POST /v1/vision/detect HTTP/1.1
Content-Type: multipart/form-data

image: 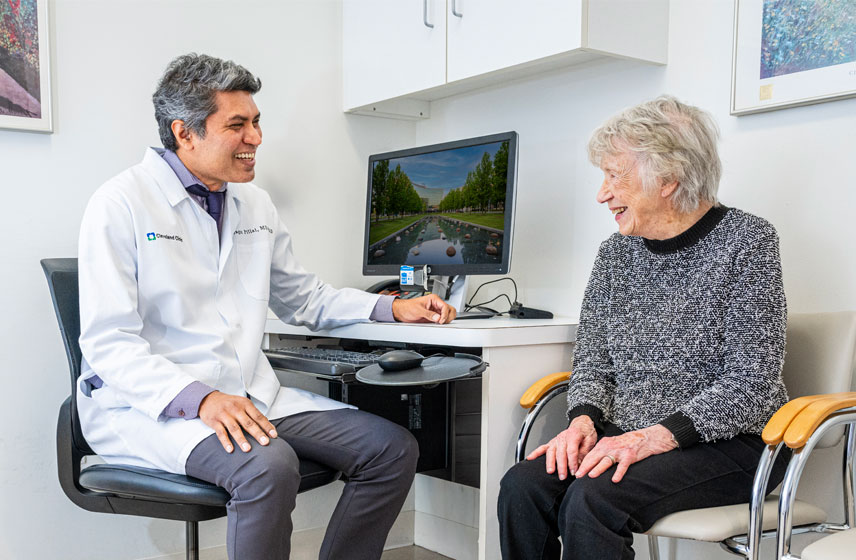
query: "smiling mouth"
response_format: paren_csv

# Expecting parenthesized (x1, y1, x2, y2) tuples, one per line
(235, 152, 255, 161)
(612, 207, 627, 216)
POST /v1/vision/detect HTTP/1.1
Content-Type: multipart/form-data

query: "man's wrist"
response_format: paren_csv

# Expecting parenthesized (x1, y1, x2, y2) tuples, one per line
(371, 295, 397, 322)
(162, 382, 216, 419)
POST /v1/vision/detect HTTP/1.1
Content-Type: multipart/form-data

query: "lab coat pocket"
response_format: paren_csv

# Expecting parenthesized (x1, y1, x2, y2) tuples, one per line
(179, 361, 223, 387)
(236, 240, 272, 301)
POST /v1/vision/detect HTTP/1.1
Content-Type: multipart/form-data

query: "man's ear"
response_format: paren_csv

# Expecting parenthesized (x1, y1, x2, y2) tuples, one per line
(660, 180, 679, 199)
(170, 120, 193, 150)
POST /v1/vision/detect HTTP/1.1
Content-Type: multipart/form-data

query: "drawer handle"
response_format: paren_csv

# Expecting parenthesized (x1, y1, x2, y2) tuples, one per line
(423, 0, 434, 28)
(452, 0, 462, 17)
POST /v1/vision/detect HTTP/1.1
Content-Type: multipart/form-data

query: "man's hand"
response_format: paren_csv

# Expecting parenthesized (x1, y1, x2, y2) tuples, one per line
(527, 415, 598, 480)
(198, 391, 278, 453)
(575, 424, 678, 483)
(392, 294, 457, 324)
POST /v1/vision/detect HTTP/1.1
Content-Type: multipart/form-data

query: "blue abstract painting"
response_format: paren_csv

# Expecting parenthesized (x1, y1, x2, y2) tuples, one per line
(761, 0, 856, 79)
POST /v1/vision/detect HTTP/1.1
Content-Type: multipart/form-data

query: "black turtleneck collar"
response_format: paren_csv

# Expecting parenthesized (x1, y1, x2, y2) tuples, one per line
(643, 204, 729, 254)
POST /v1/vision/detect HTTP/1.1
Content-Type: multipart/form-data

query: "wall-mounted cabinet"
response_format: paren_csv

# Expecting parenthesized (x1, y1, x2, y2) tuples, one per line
(343, 0, 670, 120)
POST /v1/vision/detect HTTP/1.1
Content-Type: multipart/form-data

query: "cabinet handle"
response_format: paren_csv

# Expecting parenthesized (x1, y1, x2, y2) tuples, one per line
(452, 0, 462, 17)
(423, 0, 434, 28)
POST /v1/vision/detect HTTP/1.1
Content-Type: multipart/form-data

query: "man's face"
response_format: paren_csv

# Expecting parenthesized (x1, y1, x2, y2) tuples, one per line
(177, 90, 262, 191)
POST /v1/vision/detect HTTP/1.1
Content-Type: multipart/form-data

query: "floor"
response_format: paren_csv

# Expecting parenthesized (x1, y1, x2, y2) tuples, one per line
(381, 545, 453, 560)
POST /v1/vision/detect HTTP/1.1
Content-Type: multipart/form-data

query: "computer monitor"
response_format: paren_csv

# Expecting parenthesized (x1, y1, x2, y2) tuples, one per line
(362, 132, 517, 303)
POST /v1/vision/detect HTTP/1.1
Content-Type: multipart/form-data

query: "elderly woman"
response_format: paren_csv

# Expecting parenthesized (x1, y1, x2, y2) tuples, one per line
(497, 96, 789, 559)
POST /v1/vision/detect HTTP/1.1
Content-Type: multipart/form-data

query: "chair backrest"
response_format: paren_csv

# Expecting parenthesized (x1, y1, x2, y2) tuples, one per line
(41, 258, 94, 455)
(782, 311, 856, 448)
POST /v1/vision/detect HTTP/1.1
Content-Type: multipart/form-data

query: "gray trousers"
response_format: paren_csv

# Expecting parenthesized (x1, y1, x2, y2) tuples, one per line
(185, 408, 419, 560)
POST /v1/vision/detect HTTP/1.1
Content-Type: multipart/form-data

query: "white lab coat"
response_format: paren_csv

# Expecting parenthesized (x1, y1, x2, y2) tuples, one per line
(77, 148, 380, 474)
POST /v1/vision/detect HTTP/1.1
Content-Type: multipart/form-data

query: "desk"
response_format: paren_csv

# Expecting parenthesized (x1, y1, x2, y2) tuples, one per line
(265, 316, 577, 560)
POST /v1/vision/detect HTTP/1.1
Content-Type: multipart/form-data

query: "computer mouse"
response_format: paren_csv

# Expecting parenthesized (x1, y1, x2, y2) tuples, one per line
(378, 349, 424, 372)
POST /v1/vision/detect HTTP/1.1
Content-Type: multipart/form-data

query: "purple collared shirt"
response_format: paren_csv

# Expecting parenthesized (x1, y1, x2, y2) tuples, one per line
(143, 150, 395, 419)
(159, 148, 226, 236)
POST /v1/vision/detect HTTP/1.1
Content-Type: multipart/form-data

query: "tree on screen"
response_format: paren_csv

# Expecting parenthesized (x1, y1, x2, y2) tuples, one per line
(371, 160, 389, 222)
(492, 140, 509, 210)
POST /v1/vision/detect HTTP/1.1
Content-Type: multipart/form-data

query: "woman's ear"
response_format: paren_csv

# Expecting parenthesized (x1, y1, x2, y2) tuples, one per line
(660, 180, 679, 199)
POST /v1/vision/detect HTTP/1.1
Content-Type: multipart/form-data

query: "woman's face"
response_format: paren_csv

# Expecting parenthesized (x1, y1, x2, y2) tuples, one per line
(596, 152, 671, 238)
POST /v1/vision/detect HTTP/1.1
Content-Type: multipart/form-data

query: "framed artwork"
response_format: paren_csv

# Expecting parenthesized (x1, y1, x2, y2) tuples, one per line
(731, 0, 856, 116)
(0, 0, 51, 132)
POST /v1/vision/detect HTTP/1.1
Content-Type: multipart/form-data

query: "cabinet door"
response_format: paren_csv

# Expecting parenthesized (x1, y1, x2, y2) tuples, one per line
(446, 0, 583, 83)
(343, 0, 447, 111)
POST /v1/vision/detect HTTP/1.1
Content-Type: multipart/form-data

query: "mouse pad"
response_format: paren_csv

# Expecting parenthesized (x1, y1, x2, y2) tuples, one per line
(356, 354, 486, 386)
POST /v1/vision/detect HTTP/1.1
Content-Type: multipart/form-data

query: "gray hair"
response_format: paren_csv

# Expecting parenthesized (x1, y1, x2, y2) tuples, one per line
(587, 95, 721, 214)
(153, 53, 262, 151)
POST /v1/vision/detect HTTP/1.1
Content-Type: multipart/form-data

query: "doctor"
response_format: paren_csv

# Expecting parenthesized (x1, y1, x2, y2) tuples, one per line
(77, 53, 455, 560)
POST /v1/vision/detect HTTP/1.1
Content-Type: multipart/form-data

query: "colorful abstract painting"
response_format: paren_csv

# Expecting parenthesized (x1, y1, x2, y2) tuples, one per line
(0, 0, 41, 118)
(761, 0, 856, 79)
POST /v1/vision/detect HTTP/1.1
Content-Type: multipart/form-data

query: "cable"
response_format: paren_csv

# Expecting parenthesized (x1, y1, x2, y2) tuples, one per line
(466, 293, 513, 314)
(465, 277, 518, 312)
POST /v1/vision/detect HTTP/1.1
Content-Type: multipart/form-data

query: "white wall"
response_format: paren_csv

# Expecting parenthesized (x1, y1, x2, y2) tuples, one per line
(4, 0, 855, 558)
(408, 0, 856, 558)
(0, 1, 413, 558)
(413, 0, 856, 321)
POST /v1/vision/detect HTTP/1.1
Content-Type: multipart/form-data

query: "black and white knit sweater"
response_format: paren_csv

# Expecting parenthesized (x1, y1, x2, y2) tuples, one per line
(567, 206, 788, 448)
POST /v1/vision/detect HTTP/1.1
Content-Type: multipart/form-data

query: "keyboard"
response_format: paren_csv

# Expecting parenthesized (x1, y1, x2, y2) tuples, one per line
(264, 347, 381, 376)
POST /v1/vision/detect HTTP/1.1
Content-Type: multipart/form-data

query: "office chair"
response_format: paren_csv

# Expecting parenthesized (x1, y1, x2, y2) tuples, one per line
(515, 311, 856, 560)
(42, 258, 341, 560)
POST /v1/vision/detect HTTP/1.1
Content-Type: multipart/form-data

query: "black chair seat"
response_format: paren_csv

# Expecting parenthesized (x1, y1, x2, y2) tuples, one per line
(80, 464, 230, 506)
(80, 459, 340, 506)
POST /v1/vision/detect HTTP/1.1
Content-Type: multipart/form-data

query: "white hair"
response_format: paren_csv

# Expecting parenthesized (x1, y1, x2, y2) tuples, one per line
(587, 95, 721, 214)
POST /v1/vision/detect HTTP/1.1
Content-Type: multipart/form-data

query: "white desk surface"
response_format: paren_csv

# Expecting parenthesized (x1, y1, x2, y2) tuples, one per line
(265, 315, 578, 348)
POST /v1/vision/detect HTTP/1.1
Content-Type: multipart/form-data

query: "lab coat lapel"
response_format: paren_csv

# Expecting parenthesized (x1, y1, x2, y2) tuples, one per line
(218, 189, 237, 277)
(141, 148, 191, 208)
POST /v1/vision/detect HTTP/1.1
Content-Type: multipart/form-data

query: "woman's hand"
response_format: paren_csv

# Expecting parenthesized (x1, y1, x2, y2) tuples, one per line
(575, 424, 677, 483)
(527, 415, 598, 480)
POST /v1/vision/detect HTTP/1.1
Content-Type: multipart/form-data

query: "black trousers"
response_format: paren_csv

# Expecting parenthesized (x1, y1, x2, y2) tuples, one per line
(497, 423, 789, 560)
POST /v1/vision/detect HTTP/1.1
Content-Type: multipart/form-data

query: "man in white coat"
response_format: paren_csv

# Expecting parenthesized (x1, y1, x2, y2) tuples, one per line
(77, 53, 456, 560)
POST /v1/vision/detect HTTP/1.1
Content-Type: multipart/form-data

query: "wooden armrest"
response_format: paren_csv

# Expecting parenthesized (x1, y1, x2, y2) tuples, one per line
(783, 392, 856, 449)
(761, 394, 840, 445)
(519, 372, 571, 409)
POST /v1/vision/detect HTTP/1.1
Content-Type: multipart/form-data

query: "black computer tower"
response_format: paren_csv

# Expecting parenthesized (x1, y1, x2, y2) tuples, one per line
(336, 379, 482, 488)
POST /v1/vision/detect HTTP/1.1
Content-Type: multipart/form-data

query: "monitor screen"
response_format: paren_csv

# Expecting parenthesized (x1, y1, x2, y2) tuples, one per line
(362, 131, 518, 277)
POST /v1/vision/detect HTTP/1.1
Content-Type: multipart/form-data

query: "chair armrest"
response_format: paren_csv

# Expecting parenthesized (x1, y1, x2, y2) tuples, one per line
(761, 392, 855, 445)
(519, 372, 571, 409)
(783, 392, 856, 449)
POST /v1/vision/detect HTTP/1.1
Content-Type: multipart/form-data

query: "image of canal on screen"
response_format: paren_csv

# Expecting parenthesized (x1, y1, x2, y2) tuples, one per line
(366, 139, 510, 269)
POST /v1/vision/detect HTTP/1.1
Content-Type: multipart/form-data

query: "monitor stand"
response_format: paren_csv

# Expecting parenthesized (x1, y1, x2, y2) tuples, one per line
(430, 275, 467, 313)
(429, 275, 493, 319)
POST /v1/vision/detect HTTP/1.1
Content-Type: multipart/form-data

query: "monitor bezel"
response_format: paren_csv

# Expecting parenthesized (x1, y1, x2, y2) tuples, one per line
(362, 131, 518, 277)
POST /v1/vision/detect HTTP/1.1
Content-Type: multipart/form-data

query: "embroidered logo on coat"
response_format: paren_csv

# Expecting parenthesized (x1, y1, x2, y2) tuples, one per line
(146, 232, 184, 242)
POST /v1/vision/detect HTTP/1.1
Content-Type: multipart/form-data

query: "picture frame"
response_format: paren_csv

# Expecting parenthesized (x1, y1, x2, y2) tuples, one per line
(0, 0, 52, 132)
(731, 0, 856, 116)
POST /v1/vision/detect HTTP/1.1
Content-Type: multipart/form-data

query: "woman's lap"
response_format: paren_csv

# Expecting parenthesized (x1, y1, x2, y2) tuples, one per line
(501, 424, 786, 533)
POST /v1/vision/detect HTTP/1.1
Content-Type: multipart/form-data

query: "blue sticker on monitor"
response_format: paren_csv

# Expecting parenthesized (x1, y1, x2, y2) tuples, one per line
(400, 265, 414, 286)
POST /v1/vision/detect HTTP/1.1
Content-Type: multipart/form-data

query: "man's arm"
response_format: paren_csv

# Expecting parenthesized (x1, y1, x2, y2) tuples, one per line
(78, 192, 203, 420)
(266, 201, 455, 327)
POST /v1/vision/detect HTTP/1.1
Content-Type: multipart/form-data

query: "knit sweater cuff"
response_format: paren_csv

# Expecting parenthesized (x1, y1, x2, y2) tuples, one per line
(660, 411, 701, 448)
(567, 404, 603, 425)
